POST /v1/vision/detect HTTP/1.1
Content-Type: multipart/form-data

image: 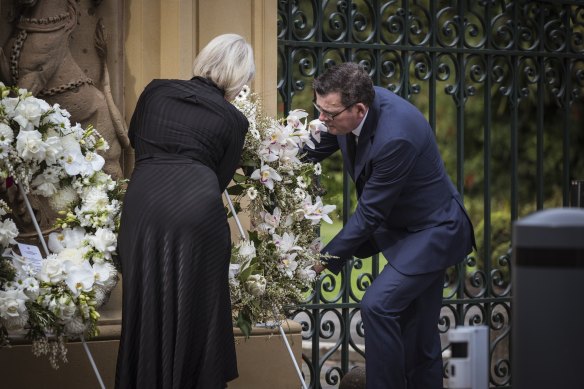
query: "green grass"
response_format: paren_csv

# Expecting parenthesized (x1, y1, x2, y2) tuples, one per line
(317, 221, 456, 300)
(318, 221, 387, 302)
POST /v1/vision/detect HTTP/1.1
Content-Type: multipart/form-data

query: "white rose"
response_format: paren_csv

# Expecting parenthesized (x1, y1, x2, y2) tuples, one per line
(32, 181, 58, 197)
(0, 289, 29, 320)
(0, 219, 19, 247)
(57, 295, 77, 320)
(59, 248, 85, 266)
(16, 130, 46, 161)
(62, 227, 86, 249)
(0, 122, 14, 145)
(43, 136, 64, 165)
(1, 310, 29, 330)
(90, 228, 117, 257)
(13, 98, 43, 131)
(38, 255, 66, 283)
(245, 274, 267, 297)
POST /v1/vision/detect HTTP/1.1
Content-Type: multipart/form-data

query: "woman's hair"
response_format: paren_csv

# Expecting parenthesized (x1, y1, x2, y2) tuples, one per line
(313, 62, 375, 107)
(192, 34, 255, 101)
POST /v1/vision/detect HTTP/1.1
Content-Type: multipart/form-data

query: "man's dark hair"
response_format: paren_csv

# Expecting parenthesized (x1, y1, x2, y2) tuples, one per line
(313, 62, 375, 107)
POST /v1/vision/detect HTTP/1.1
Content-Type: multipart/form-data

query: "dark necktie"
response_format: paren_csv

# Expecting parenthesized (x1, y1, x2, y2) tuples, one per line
(346, 133, 357, 167)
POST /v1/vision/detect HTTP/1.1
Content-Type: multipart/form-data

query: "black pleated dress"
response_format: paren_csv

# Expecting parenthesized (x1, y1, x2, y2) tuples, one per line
(115, 77, 248, 389)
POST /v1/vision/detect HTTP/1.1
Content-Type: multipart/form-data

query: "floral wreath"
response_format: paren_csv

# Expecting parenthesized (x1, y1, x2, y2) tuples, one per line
(229, 87, 335, 336)
(0, 82, 335, 366)
(0, 83, 125, 368)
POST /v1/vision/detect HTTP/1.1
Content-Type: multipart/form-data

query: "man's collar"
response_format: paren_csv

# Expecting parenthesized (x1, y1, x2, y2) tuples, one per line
(351, 109, 369, 137)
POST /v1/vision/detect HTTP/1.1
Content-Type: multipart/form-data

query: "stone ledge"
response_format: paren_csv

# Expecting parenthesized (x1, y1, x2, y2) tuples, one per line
(1, 319, 304, 389)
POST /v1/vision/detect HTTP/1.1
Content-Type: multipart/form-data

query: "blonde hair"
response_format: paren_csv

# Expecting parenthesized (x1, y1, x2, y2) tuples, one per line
(192, 34, 255, 101)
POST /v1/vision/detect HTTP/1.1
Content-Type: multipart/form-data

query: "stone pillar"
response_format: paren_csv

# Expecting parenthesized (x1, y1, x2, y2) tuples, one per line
(1, 1, 291, 388)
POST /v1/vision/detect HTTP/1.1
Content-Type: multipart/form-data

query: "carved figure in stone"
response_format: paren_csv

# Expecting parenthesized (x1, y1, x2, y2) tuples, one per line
(0, 0, 128, 237)
(0, 0, 129, 179)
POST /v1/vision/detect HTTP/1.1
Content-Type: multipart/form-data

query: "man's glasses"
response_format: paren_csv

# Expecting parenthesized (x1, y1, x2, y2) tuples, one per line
(313, 101, 355, 121)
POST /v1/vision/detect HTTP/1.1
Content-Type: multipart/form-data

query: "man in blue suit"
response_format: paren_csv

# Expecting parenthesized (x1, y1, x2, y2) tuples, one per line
(306, 63, 476, 388)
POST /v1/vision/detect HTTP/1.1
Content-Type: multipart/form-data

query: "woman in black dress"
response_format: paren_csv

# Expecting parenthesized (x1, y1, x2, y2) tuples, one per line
(115, 34, 255, 389)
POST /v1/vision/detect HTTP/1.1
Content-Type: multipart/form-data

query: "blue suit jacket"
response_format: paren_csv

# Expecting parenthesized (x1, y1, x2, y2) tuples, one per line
(306, 87, 476, 275)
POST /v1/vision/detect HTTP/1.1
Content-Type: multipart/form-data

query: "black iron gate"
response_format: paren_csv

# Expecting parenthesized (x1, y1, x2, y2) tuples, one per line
(277, 1, 584, 387)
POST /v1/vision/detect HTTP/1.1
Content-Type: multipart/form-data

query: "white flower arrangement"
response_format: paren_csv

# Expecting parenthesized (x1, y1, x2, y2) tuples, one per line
(230, 88, 335, 335)
(0, 83, 125, 368)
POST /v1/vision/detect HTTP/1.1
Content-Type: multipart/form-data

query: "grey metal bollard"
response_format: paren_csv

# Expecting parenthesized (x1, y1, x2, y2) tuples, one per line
(512, 208, 584, 389)
(571, 180, 584, 207)
(447, 326, 489, 389)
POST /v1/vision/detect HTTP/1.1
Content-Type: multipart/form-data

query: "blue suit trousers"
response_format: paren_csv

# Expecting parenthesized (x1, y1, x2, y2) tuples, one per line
(361, 265, 445, 389)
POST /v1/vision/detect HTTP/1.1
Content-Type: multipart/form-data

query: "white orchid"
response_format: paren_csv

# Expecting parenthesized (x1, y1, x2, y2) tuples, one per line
(258, 207, 281, 233)
(65, 261, 95, 297)
(258, 144, 279, 163)
(268, 123, 295, 148)
(82, 151, 106, 175)
(251, 164, 282, 190)
(230, 86, 336, 330)
(48, 227, 86, 254)
(286, 109, 309, 130)
(279, 253, 299, 278)
(92, 262, 116, 286)
(309, 237, 324, 254)
(297, 265, 317, 281)
(303, 195, 337, 224)
(278, 146, 301, 167)
(272, 232, 302, 253)
(309, 119, 327, 141)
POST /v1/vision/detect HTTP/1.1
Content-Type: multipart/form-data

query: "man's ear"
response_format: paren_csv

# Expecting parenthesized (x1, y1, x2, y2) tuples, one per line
(355, 102, 368, 117)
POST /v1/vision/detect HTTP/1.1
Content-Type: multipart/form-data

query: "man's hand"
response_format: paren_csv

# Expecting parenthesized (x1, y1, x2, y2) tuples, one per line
(313, 262, 326, 274)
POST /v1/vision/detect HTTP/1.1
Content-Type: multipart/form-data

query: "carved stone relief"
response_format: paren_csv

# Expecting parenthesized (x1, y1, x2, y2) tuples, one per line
(0, 0, 127, 235)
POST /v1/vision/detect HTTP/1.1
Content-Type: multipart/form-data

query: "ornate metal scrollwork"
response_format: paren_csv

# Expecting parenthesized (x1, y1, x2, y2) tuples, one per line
(280, 1, 584, 387)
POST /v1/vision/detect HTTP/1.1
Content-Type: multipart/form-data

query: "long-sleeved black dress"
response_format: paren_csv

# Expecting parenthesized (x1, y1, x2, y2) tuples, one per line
(115, 77, 248, 389)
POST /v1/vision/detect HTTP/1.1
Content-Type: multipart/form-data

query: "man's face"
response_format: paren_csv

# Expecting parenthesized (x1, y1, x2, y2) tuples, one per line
(314, 92, 366, 136)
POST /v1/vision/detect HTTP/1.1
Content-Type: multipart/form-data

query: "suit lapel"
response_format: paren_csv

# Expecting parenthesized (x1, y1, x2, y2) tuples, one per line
(354, 98, 379, 180)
